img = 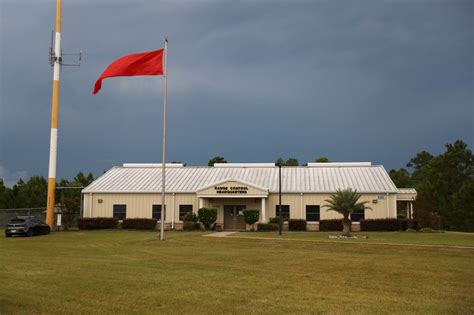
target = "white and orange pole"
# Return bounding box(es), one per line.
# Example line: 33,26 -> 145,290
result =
46,0 -> 62,228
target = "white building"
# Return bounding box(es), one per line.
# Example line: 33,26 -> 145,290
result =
81,162 -> 416,231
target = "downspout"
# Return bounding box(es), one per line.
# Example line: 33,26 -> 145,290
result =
386,193 -> 390,218
300,192 -> 304,219
172,192 -> 176,229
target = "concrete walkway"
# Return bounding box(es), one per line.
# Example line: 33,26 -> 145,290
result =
203,231 -> 237,237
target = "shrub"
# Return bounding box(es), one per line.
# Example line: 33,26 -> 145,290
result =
289,219 -> 307,231
197,208 -> 218,230
243,209 -> 260,230
269,217 -> 280,224
77,217 -> 118,230
122,218 -> 157,230
183,221 -> 201,231
319,219 -> 343,231
257,223 -> 279,231
360,219 -> 419,231
183,213 -> 198,223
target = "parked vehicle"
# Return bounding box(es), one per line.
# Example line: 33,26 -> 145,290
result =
5,216 -> 51,237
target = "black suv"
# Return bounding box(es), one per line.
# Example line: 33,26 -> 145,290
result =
5,216 -> 51,237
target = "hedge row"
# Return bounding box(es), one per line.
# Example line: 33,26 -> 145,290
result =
183,221 -> 201,231
77,217 -> 118,230
319,219 -> 343,231
288,219 -> 307,231
122,218 -> 157,230
360,219 -> 418,231
257,223 -> 279,231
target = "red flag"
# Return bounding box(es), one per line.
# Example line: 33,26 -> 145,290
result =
93,49 -> 164,94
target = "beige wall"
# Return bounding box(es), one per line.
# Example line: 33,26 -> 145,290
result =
82,192 -> 398,223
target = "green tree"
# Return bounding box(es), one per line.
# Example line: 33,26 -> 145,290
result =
58,172 -> 94,229
275,157 -> 285,166
389,168 -> 412,187
0,180 -> 8,208
324,189 -> 371,236
208,156 -> 227,166
407,140 -> 473,231
197,208 -> 218,229
243,209 -> 259,231
275,157 -> 299,166
285,158 -> 299,166
315,156 -> 330,162
10,176 -> 47,208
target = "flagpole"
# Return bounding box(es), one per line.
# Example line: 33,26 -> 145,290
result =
46,0 -> 62,229
160,38 -> 168,241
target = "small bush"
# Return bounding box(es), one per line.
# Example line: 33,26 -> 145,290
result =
183,221 -> 201,231
289,219 -> 307,231
257,223 -> 279,231
197,208 -> 218,230
319,219 -> 343,231
77,217 -> 118,230
360,219 -> 419,231
269,217 -> 280,224
122,218 -> 157,230
183,213 -> 198,223
243,209 -> 260,230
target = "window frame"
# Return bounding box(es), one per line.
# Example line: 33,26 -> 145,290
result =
275,205 -> 290,221
113,204 -> 127,220
306,205 -> 320,222
350,207 -> 365,222
179,204 -> 193,221
152,204 -> 166,221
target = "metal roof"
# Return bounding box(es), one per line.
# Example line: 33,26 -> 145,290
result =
397,188 -> 417,194
82,163 -> 399,194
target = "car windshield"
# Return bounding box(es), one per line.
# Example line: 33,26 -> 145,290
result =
11,219 -> 25,223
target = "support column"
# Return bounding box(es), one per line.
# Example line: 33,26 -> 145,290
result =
410,202 -> 414,219
199,197 -> 204,209
261,197 -> 266,223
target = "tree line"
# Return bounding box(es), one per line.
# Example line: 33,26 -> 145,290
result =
389,140 -> 473,232
0,172 -> 94,210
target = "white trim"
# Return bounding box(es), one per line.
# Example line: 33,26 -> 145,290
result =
123,163 -> 184,168
196,177 -> 269,193
214,163 -> 275,168
48,128 -> 58,178
307,162 -> 372,167
198,194 -> 268,199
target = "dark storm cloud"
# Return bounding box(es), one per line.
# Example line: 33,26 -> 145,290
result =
0,0 -> 472,185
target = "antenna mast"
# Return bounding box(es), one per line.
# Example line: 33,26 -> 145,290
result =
45,0 -> 81,229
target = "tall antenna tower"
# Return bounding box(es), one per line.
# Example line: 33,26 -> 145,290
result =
45,0 -> 82,228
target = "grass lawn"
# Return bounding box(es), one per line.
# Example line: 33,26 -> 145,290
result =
1,230 -> 473,314
231,231 -> 474,247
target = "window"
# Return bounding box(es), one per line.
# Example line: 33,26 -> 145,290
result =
351,207 -> 365,222
275,205 -> 290,221
113,204 -> 126,220
306,205 -> 320,221
152,205 -> 166,221
179,204 -> 193,221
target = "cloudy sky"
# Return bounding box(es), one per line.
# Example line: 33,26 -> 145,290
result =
0,0 -> 472,186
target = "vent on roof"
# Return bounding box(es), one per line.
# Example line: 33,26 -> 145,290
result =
122,163 -> 184,168
213,163 -> 275,168
306,162 -> 372,167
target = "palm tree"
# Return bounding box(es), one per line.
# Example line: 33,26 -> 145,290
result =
324,189 -> 371,237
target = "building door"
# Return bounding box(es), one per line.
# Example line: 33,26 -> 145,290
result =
224,205 -> 246,230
